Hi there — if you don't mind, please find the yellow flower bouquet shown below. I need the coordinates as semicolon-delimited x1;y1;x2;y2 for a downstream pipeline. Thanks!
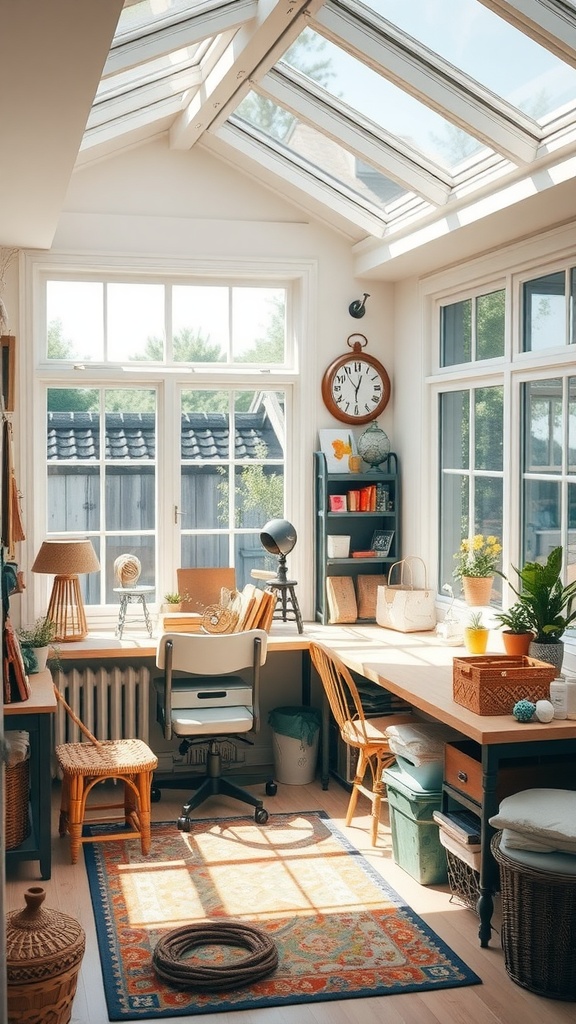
453;534;502;579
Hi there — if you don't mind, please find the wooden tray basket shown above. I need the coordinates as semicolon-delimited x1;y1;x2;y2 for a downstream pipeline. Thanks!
452;655;556;715
5;757;30;850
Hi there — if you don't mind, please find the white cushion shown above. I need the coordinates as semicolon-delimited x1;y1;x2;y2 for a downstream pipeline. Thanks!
171;705;253;736
489;789;576;852
385;722;463;765
501;827;576;855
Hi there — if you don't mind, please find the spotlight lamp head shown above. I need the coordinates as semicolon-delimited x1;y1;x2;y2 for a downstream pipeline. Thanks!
260;519;297;583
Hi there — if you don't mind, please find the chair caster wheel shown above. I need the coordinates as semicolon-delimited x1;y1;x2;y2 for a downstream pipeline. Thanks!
151;787;161;803
177;816;192;832
255;807;269;824
265;781;277;796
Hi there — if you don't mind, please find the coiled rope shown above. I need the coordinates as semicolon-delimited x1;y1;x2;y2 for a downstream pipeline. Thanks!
152;922;278;990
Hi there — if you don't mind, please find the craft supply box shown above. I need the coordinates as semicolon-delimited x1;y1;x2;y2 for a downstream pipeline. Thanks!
452;655;556;715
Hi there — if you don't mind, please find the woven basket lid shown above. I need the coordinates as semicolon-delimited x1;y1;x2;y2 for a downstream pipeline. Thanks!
6;887;85;983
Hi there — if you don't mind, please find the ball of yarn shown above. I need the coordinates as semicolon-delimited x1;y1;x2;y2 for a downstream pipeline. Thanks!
513;699;536;723
535;699;555;723
114;554;142;587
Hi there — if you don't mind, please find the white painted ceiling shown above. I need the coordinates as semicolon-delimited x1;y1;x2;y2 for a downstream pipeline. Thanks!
3;0;576;280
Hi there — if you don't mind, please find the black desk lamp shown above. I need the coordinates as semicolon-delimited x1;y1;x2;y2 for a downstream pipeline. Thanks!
259;519;303;632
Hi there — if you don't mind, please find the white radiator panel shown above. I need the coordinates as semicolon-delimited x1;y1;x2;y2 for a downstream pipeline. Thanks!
53;665;150;746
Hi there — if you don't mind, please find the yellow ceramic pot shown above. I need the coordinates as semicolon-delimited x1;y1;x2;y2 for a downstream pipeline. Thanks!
464;626;489;654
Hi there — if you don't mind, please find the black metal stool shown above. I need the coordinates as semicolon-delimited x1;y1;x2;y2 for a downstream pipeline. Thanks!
265;579;303;633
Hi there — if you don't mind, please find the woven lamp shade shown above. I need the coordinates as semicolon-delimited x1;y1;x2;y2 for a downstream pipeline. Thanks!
32;540;100;642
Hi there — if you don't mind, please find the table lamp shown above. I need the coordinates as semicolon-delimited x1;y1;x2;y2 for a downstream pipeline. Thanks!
260;519;297;583
32;539;100;642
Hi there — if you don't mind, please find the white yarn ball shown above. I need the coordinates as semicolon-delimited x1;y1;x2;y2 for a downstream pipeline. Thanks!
535;699;554;723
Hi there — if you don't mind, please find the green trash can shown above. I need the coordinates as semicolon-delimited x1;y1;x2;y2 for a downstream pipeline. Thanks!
383;766;447;885
268;706;321;785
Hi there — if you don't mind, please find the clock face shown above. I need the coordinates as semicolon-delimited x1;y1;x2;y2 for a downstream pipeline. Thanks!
322;355;390;424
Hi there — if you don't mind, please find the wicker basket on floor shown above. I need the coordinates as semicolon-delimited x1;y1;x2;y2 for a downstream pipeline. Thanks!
5;757;30;850
491;831;576;1001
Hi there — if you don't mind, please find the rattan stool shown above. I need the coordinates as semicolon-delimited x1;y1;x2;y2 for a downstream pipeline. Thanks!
492;831;576;1001
53;686;158;864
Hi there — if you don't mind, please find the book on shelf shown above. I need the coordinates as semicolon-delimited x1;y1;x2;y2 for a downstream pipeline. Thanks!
432;809;481;847
346;490;360;511
352;550;377;558
159;612;204;632
329;494;347;512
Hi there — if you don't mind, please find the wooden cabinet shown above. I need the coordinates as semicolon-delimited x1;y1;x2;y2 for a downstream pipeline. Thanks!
314;450;400;624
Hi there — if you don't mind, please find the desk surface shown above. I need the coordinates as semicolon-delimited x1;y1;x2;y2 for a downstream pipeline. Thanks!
49;622;576;747
4;669;56;715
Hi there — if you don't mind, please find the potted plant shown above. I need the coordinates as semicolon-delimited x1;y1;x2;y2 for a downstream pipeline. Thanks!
453;534;502;607
500;546;576;673
163;592;183;612
464;611;489;654
493;602;534;656
17;616;58;673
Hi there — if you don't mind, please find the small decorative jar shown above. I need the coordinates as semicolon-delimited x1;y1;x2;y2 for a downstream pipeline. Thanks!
357;421;390;468
7;887;86;1024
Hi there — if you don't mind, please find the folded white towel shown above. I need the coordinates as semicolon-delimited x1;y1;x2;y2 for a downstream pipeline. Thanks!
4;730;30;767
386;722;463;765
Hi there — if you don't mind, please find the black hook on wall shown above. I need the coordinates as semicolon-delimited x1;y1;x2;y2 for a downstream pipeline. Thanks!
348;292;370;318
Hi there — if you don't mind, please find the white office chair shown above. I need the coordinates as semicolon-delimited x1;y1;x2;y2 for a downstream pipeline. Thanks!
154;629;270;830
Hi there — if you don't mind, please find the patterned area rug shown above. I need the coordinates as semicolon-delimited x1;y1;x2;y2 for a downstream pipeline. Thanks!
84;811;481;1020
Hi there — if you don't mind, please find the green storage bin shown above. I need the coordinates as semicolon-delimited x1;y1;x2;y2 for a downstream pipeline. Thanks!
383;766;447;885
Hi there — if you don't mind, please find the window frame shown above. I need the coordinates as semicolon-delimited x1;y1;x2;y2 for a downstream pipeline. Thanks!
22;252;316;628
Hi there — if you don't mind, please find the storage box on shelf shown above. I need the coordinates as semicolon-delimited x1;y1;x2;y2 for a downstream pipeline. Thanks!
314;451;400;624
452;655;556;715
383;766;447;885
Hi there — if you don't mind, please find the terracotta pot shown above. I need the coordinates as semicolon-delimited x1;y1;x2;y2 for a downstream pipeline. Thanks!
464;627;489;654
502;631;533;657
462;576;494;606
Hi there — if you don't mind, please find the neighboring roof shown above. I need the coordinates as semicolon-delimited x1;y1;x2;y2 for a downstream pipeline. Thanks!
47;410;283;461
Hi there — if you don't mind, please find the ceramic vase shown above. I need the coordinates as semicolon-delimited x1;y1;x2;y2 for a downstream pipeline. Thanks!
529;639;564;674
464;627;489;654
462;575;494;607
32;646;49;672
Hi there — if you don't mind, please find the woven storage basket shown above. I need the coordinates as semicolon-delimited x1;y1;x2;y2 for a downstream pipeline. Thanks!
452;655;556;715
5;756;30;850
491;831;576;1000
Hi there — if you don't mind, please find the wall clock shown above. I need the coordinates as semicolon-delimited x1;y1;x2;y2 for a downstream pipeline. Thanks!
321;334;391;425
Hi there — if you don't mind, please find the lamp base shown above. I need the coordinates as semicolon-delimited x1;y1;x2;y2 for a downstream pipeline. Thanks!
46;575;89;642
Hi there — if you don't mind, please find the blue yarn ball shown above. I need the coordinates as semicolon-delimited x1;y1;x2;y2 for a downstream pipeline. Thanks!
513;699;536;722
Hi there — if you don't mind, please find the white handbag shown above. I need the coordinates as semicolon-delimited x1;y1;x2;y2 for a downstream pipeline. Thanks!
376;556;436;633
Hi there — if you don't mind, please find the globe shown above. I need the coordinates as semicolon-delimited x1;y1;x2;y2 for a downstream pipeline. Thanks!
357;422;391;468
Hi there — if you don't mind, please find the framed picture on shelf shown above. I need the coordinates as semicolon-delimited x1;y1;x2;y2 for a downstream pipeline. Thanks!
371;529;394;556
319;429;357;473
329;494;348;512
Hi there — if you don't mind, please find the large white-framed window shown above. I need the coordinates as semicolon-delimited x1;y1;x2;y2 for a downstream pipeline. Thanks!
24;255;313;624
433;256;576;618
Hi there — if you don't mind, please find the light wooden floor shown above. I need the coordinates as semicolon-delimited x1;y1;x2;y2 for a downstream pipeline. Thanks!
6;775;575;1024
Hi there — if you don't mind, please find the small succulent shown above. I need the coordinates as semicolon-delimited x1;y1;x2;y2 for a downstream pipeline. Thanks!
513;699;536;723
467;611;487;630
164;592;183;604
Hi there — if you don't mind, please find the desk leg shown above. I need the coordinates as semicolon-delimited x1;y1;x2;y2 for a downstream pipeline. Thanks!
478;747;499;947
321;692;330;790
38;713;52;880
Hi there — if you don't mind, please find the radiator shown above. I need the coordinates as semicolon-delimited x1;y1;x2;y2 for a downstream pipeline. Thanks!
53;665;151;746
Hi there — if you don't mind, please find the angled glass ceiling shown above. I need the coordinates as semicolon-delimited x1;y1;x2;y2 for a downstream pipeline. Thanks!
82;0;576;247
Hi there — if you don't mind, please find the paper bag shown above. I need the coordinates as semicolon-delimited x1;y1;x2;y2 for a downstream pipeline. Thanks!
376;556;436;633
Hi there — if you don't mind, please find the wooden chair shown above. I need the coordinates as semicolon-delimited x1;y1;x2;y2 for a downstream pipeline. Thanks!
309;641;415;846
53;685;158;864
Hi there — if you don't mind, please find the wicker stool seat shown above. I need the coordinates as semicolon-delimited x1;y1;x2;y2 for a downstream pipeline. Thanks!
55;735;158;864
492;831;576;1001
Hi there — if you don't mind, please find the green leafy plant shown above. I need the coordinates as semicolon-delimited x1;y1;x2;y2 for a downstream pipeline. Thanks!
453;534;502;580
500;546;576;643
164;592;183;604
467;611;487;630
493;602;533;634
17;615;58;647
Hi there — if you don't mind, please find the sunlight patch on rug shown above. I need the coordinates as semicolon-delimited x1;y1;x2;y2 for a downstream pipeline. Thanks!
84;811;481;1020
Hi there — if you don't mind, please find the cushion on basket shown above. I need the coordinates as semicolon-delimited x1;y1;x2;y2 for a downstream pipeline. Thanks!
489;789;576;854
497;831;576;874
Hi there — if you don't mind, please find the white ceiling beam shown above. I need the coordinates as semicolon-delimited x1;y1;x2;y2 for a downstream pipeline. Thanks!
209;120;388;235
313;1;540;165
103;0;258;77
478;0;576;66
260;67;452;206
169;0;327;150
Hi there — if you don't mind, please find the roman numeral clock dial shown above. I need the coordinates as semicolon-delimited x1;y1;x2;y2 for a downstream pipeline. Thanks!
321;334;391;425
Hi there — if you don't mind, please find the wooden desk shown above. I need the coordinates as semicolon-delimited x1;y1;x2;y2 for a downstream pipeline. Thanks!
316;625;576;947
4;670;56;880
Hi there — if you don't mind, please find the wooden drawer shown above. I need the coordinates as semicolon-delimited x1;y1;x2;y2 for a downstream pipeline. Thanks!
444;741;482;804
